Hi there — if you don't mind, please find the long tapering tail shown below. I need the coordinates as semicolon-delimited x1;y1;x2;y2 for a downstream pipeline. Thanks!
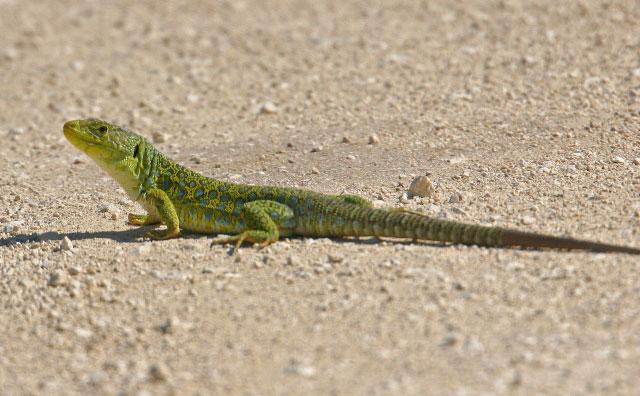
335;206;640;254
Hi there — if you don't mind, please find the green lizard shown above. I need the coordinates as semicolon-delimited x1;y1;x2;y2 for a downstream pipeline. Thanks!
63;119;640;254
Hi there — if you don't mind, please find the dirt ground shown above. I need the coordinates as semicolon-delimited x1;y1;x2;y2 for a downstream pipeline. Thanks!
1;1;640;394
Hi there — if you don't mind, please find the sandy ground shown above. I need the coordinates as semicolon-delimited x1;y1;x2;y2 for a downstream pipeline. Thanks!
1;0;640;394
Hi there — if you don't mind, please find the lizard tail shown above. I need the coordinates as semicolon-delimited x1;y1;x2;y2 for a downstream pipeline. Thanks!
340;207;640;254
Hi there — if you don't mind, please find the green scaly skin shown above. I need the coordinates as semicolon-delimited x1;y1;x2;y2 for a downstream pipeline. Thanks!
63;119;640;254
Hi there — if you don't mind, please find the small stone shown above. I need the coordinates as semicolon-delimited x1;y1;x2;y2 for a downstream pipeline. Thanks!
285;360;316;377
60;236;74;251
368;134;380;144
151;131;169;143
346;154;356;160
612;156;625;164
633;158;640;165
48;271;66;287
341;136;352;143
158;317;179;334
186;93;200;103
311;167;319;174
68;266;82;275
448;192;462;203
259;101;278;114
98;204;118;214
148;363;170;382
408;176;435;198
2;220;22;233
129;245;151;256
71;60;85;71
521;216;536;225
3;47;18;61
327;254;344;263
310;146;323;153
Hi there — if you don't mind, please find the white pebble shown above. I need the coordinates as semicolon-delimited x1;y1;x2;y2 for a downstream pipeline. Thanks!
612;156;625;164
408;176;435;198
368;134;380;144
259;101;278;114
186;93;200;103
521;216;536;225
60;236;74;251
2;220;23;233
129;245;151;256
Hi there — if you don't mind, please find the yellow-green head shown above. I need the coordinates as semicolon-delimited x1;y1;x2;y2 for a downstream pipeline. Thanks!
63;119;152;199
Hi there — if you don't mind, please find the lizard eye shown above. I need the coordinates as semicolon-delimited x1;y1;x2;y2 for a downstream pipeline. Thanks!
133;144;140;158
97;126;108;133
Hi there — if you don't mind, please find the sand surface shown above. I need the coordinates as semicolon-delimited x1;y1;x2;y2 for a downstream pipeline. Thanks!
2;1;640;394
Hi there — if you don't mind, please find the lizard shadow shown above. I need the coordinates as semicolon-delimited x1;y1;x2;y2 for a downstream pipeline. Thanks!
0;229;452;250
0;228;149;247
0;227;232;247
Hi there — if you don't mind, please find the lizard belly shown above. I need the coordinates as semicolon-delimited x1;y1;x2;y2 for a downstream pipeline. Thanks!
176;203;244;234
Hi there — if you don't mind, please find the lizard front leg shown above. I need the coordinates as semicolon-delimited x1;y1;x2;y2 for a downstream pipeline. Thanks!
141;188;180;240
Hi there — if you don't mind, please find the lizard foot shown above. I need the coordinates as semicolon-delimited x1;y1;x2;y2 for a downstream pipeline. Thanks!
210;231;277;253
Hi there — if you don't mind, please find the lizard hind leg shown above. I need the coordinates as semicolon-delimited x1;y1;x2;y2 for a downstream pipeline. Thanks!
209;200;295;252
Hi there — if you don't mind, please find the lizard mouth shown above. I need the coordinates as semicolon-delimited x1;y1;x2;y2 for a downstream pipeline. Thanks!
63;120;99;150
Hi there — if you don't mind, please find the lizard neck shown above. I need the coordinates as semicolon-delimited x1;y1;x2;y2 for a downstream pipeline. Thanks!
101;140;159;202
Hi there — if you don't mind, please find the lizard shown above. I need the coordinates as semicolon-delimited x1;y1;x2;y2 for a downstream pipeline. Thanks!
63;118;640;255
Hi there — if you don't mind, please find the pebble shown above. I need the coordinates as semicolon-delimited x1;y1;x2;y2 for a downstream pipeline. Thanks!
612;156;625;164
368;134;380;144
48;271;66;287
285;360;316;377
448;192;462;203
186;93;200;103
3;47;18;61
60;236;74;251
129;245;151;256
158;317;179;334
634;158;640;165
2;220;23;233
259;101;278;114
311;167;319;174
152;131;169;143
341;136;352;143
521;216;536;225
68;266;82;275
408;176;435;198
346;154;356;160
148;363;170;382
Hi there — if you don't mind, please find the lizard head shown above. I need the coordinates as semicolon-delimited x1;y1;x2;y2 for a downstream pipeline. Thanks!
64;119;151;199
